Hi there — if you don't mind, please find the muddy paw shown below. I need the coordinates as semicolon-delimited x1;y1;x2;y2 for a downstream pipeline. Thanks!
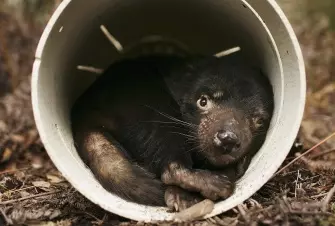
195;171;235;201
161;163;235;202
165;186;203;211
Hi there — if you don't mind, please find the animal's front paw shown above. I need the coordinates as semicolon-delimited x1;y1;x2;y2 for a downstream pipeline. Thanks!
192;170;234;201
165;186;203;211
161;162;234;202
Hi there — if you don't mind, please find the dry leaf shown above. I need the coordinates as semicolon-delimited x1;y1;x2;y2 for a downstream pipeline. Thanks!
46;174;64;183
0;148;13;163
10;134;25;143
31;155;44;169
14;171;25;181
173;199;214;222
19;190;30;197
29;219;72;226
32;181;51;188
28;222;55;226
0;120;7;132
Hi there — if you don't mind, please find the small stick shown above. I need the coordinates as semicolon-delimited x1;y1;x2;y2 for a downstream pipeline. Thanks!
274;131;335;176
214;216;237;226
207;217;217;224
237;204;250;223
0;167;30;175
310;148;335;159
100;25;123;53
85;211;102;223
311;193;328;199
0;190;60;205
313;83;335;100
174;203;179;212
322;184;335;212
77;65;103;74
296;153;335;171
5;185;36;194
173;199;214;222
0;208;12;225
214;46;241;58
289;211;332;216
294;170;300;198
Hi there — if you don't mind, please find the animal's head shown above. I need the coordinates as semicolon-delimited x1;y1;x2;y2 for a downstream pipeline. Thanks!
163;54;274;167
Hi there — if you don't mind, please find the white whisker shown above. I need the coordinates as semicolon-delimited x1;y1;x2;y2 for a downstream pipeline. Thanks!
169;132;197;140
143;105;198;129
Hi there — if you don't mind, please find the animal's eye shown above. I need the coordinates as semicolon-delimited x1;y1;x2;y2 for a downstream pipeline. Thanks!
197;95;211;110
253;117;264;129
200;96;207;107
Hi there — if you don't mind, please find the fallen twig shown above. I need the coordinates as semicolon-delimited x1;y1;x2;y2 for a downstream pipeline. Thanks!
0;190;61;205
310;148;335;159
4;185;36;194
237;204;250;224
274;131;335;176
0;208;12;225
321;184;335;212
0;167;30;175
289;211;332;216
311;193;328;199
296;153;335;171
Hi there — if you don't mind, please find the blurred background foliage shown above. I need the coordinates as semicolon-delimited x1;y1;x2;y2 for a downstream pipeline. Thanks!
281;0;335;30
0;0;60;96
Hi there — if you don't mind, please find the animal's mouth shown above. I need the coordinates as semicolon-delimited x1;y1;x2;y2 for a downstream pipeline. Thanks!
198;142;248;167
204;152;236;167
213;139;241;154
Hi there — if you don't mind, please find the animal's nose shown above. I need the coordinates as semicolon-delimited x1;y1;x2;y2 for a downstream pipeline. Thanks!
214;130;240;150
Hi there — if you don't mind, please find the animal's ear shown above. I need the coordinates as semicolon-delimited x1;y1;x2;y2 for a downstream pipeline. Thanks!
251;107;271;131
157;56;216;104
162;67;190;105
157;57;197;104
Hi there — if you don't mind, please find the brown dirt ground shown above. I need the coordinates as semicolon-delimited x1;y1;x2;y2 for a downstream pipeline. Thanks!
0;1;335;225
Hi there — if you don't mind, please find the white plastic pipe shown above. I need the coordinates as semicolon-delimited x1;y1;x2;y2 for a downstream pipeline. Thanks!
32;0;305;223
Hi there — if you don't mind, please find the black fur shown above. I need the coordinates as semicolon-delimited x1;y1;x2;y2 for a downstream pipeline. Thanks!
71;53;274;208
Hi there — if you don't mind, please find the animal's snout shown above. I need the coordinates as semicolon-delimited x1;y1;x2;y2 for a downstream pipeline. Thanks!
214;130;240;151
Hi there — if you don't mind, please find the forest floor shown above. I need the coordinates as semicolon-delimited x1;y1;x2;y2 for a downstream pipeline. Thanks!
0;1;335;225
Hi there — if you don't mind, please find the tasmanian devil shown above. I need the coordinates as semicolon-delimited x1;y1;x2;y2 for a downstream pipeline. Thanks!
71;53;274;210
